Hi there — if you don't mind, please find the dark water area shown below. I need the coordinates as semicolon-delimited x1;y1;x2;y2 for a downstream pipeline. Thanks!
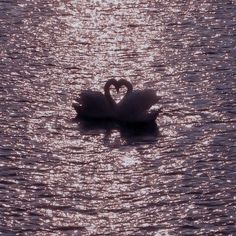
0;0;236;235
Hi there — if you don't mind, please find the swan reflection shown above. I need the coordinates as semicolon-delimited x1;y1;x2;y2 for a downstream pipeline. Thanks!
77;119;159;144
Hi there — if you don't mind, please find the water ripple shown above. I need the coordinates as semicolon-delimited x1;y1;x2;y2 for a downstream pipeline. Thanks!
0;0;235;235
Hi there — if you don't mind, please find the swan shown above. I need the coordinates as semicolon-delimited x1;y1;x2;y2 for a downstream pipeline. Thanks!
72;79;131;119
116;79;161;123
73;79;161;123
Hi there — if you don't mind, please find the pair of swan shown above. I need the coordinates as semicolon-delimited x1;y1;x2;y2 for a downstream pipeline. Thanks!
72;79;161;123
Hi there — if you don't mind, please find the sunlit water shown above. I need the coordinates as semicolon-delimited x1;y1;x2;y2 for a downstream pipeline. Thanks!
0;0;236;235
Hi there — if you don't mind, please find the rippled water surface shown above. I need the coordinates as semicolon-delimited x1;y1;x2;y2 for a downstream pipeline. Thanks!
1;0;236;235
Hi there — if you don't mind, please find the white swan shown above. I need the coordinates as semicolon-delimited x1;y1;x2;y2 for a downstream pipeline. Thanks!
73;79;161;123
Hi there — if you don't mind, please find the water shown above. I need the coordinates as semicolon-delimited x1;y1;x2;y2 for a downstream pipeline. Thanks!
0;0;236;235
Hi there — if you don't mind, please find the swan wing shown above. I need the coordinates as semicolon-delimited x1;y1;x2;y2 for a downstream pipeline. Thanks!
118;90;160;114
79;91;106;109
73;91;113;118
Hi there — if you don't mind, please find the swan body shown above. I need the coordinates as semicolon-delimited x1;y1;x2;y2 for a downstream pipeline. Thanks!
73;79;161;123
73;91;114;119
116;89;161;123
72;79;117;119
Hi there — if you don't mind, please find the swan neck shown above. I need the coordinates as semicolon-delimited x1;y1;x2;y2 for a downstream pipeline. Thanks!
104;79;116;106
124;81;133;93
118;79;133;94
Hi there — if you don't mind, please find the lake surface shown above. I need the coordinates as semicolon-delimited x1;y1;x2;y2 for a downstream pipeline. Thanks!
0;0;236;235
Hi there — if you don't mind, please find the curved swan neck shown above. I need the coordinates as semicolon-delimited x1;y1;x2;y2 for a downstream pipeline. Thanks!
104;79;117;106
118;79;133;95
104;79;133;106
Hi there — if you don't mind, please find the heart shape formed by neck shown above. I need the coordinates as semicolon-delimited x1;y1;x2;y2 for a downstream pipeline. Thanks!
104;79;133;105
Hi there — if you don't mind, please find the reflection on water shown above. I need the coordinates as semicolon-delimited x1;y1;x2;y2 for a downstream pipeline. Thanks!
77;119;159;145
0;0;236;235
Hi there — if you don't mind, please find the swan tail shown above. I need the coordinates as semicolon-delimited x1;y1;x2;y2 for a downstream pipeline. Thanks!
150;108;162;119
72;101;82;114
